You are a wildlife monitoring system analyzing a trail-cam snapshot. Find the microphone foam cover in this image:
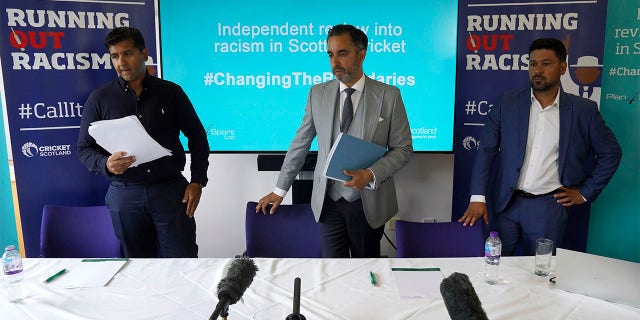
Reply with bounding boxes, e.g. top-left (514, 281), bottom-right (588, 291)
top-left (440, 272), bottom-right (488, 320)
top-left (216, 258), bottom-right (259, 304)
